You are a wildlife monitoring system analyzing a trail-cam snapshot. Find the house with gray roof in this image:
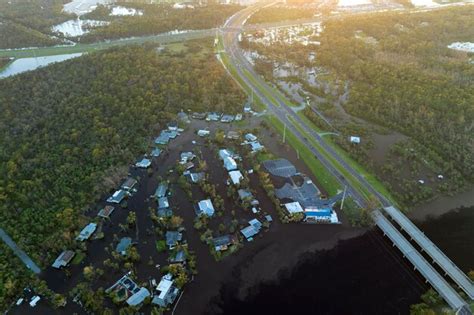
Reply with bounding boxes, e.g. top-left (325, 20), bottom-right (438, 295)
top-left (121, 177), bottom-right (138, 191)
top-left (126, 287), bottom-right (150, 307)
top-left (116, 237), bottom-right (132, 255)
top-left (165, 231), bottom-right (183, 249)
top-left (212, 235), bottom-right (238, 251)
top-left (52, 250), bottom-right (75, 269)
top-left (154, 182), bottom-right (168, 199)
